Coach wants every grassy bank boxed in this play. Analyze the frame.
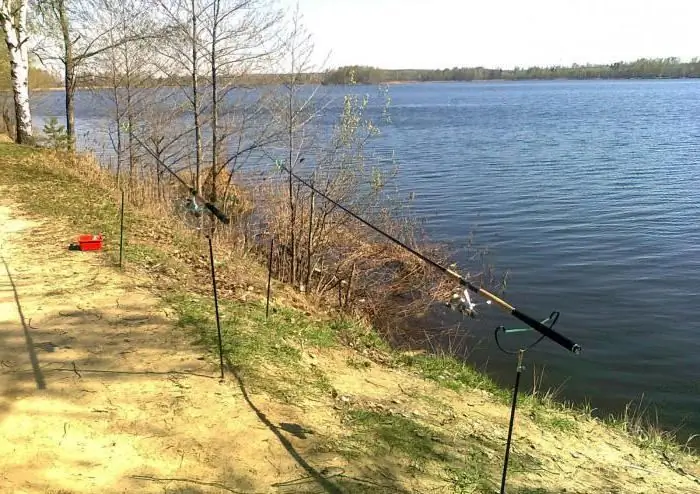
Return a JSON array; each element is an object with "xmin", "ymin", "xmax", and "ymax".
[{"xmin": 0, "ymin": 141, "xmax": 698, "ymax": 493}]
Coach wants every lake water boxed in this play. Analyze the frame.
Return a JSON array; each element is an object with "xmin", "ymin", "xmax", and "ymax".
[{"xmin": 31, "ymin": 80, "xmax": 700, "ymax": 444}]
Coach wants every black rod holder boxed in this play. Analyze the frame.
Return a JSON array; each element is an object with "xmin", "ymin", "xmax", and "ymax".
[
  {"xmin": 119, "ymin": 189, "xmax": 125, "ymax": 268},
  {"xmin": 500, "ymin": 349, "xmax": 524, "ymax": 494},
  {"xmin": 266, "ymin": 236, "xmax": 274, "ymax": 320},
  {"xmin": 208, "ymin": 235, "xmax": 225, "ymax": 380},
  {"xmin": 495, "ymin": 313, "xmax": 558, "ymax": 493}
]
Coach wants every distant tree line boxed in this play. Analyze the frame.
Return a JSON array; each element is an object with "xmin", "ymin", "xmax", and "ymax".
[
  {"xmin": 74, "ymin": 56, "xmax": 700, "ymax": 90},
  {"xmin": 321, "ymin": 58, "xmax": 700, "ymax": 84},
  {"xmin": 77, "ymin": 72, "xmax": 323, "ymax": 89}
]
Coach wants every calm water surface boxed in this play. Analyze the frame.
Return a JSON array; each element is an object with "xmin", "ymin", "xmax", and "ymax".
[{"xmin": 32, "ymin": 80, "xmax": 700, "ymax": 443}]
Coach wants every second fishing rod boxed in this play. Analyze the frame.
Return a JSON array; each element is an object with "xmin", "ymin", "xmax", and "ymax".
[{"xmin": 280, "ymin": 163, "xmax": 582, "ymax": 355}]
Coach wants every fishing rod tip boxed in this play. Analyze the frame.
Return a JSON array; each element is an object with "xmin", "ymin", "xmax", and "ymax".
[{"xmin": 572, "ymin": 344, "xmax": 582, "ymax": 355}]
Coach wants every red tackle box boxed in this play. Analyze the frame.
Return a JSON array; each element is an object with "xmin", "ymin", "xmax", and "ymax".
[{"xmin": 69, "ymin": 234, "xmax": 104, "ymax": 251}]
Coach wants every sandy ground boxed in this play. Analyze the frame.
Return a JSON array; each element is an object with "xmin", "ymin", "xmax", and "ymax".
[
  {"xmin": 0, "ymin": 197, "xmax": 699, "ymax": 494},
  {"xmin": 0, "ymin": 201, "xmax": 341, "ymax": 494}
]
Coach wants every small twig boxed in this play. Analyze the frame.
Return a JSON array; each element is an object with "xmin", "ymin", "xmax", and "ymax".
[
  {"xmin": 364, "ymin": 378, "xmax": 387, "ymax": 388},
  {"xmin": 59, "ymin": 422, "xmax": 69, "ymax": 446},
  {"xmin": 129, "ymin": 475, "xmax": 257, "ymax": 494},
  {"xmin": 72, "ymin": 361, "xmax": 82, "ymax": 379},
  {"xmin": 622, "ymin": 463, "xmax": 657, "ymax": 475}
]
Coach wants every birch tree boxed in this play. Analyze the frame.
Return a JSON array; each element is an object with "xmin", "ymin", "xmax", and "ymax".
[{"xmin": 1, "ymin": 0, "xmax": 33, "ymax": 143}]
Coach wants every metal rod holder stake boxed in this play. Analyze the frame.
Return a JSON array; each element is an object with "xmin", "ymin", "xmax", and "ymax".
[
  {"xmin": 208, "ymin": 235, "xmax": 225, "ymax": 381},
  {"xmin": 266, "ymin": 237, "xmax": 274, "ymax": 320},
  {"xmin": 500, "ymin": 349, "xmax": 525, "ymax": 494},
  {"xmin": 119, "ymin": 189, "xmax": 125, "ymax": 268},
  {"xmin": 495, "ymin": 312, "xmax": 560, "ymax": 493}
]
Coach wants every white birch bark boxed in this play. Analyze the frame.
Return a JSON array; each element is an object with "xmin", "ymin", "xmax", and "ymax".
[{"xmin": 1, "ymin": 0, "xmax": 33, "ymax": 143}]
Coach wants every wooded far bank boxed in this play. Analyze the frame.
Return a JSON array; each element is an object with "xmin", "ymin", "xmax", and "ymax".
[
  {"xmin": 25, "ymin": 56, "xmax": 700, "ymax": 91},
  {"xmin": 320, "ymin": 58, "xmax": 700, "ymax": 84}
]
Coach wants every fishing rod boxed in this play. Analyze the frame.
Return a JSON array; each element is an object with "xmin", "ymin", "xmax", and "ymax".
[
  {"xmin": 130, "ymin": 133, "xmax": 230, "ymax": 225},
  {"xmin": 281, "ymin": 164, "xmax": 581, "ymax": 355}
]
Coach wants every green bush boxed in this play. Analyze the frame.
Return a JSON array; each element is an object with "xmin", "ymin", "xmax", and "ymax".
[{"xmin": 41, "ymin": 117, "xmax": 72, "ymax": 150}]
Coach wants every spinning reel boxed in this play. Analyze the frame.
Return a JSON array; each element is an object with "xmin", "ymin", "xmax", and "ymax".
[
  {"xmin": 446, "ymin": 286, "xmax": 492, "ymax": 318},
  {"xmin": 174, "ymin": 193, "xmax": 205, "ymax": 230},
  {"xmin": 183, "ymin": 194, "xmax": 204, "ymax": 217}
]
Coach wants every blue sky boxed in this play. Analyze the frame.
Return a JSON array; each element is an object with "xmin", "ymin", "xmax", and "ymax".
[{"xmin": 281, "ymin": 0, "xmax": 699, "ymax": 70}]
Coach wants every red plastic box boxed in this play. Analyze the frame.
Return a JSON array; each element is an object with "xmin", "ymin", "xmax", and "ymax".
[{"xmin": 77, "ymin": 234, "xmax": 104, "ymax": 251}]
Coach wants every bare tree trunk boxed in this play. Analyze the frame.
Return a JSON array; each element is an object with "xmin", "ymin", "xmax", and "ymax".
[
  {"xmin": 125, "ymin": 59, "xmax": 135, "ymax": 185},
  {"xmin": 191, "ymin": 0, "xmax": 202, "ymax": 195},
  {"xmin": 305, "ymin": 179, "xmax": 314, "ymax": 289},
  {"xmin": 209, "ymin": 0, "xmax": 219, "ymax": 205},
  {"xmin": 109, "ymin": 66, "xmax": 123, "ymax": 186},
  {"xmin": 58, "ymin": 0, "xmax": 75, "ymax": 149},
  {"xmin": 287, "ymin": 87, "xmax": 296, "ymax": 285},
  {"xmin": 1, "ymin": 0, "xmax": 33, "ymax": 144}
]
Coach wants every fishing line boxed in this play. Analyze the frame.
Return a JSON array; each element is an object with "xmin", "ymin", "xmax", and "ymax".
[{"xmin": 280, "ymin": 163, "xmax": 582, "ymax": 354}]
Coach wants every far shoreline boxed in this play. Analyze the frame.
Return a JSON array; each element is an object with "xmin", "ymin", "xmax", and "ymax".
[{"xmin": 24, "ymin": 76, "xmax": 700, "ymax": 93}]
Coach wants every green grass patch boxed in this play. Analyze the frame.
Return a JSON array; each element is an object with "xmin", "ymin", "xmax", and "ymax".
[
  {"xmin": 604, "ymin": 404, "xmax": 690, "ymax": 457},
  {"xmin": 341, "ymin": 407, "xmax": 508, "ymax": 492},
  {"xmin": 346, "ymin": 355, "xmax": 373, "ymax": 370},
  {"xmin": 0, "ymin": 144, "xmax": 123, "ymax": 255},
  {"xmin": 343, "ymin": 408, "xmax": 451, "ymax": 465},
  {"xmin": 124, "ymin": 243, "xmax": 171, "ymax": 265},
  {"xmin": 444, "ymin": 446, "xmax": 496, "ymax": 494},
  {"xmin": 166, "ymin": 292, "xmax": 346, "ymax": 402},
  {"xmin": 397, "ymin": 353, "xmax": 508, "ymax": 399},
  {"xmin": 526, "ymin": 407, "xmax": 578, "ymax": 434},
  {"xmin": 0, "ymin": 142, "xmax": 38, "ymax": 159},
  {"xmin": 332, "ymin": 317, "xmax": 390, "ymax": 353}
]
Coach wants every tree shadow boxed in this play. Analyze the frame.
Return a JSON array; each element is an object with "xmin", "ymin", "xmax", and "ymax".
[
  {"xmin": 1, "ymin": 254, "xmax": 46, "ymax": 389},
  {"xmin": 228, "ymin": 362, "xmax": 345, "ymax": 494},
  {"xmin": 279, "ymin": 422, "xmax": 315, "ymax": 439},
  {"xmin": 226, "ymin": 361, "xmax": 419, "ymax": 494}
]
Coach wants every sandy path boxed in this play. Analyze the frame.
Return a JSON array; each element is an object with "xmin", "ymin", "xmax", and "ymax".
[{"xmin": 0, "ymin": 202, "xmax": 321, "ymax": 494}]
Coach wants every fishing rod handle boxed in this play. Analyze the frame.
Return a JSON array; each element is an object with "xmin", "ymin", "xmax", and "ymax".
[
  {"xmin": 511, "ymin": 309, "xmax": 581, "ymax": 354},
  {"xmin": 205, "ymin": 202, "xmax": 231, "ymax": 225}
]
